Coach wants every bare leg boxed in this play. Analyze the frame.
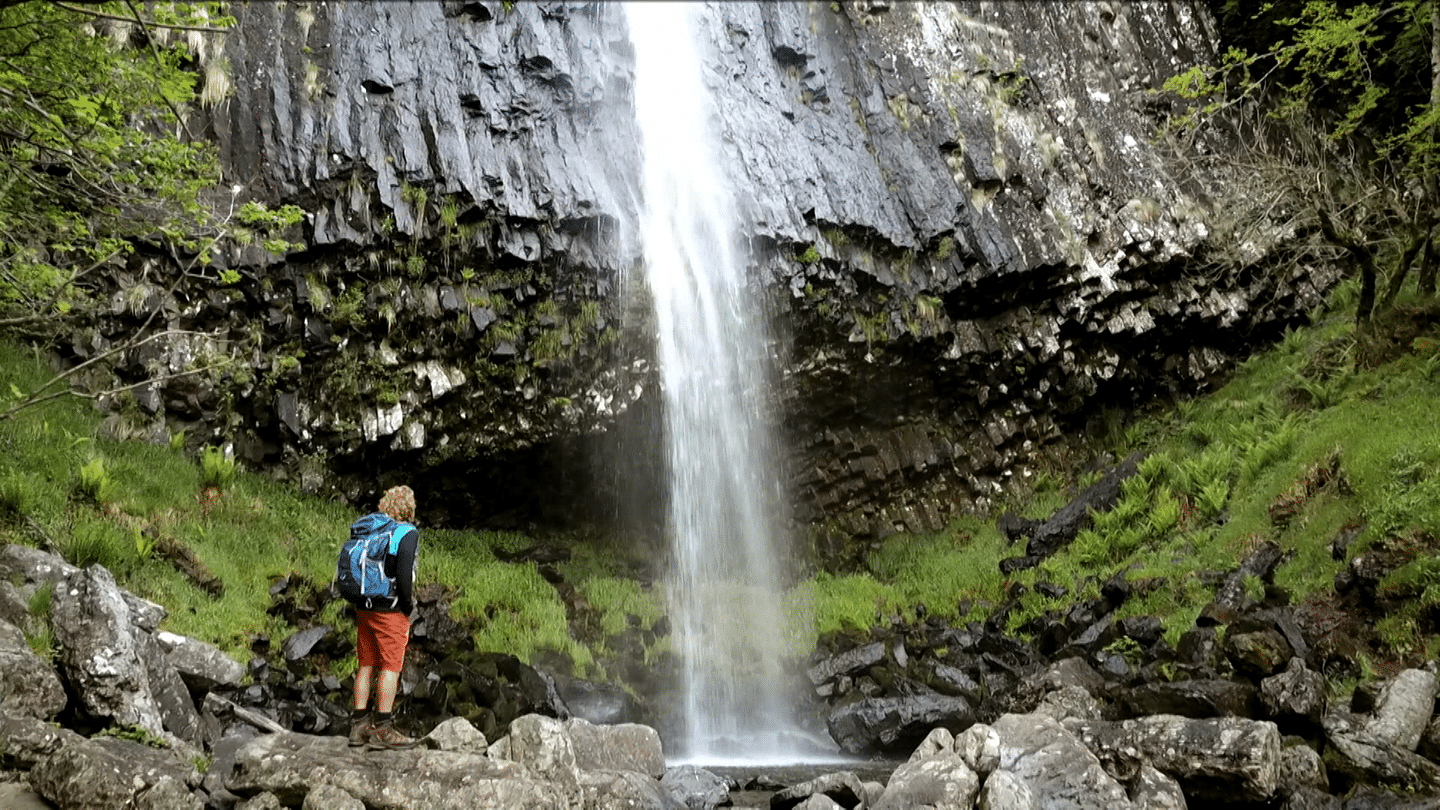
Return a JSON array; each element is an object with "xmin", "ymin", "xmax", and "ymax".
[
  {"xmin": 352, "ymin": 665, "xmax": 374, "ymax": 711},
  {"xmin": 376, "ymin": 669, "xmax": 401, "ymax": 713}
]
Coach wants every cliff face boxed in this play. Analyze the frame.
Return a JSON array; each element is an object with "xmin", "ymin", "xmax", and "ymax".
[{"xmin": 84, "ymin": 1, "xmax": 1334, "ymax": 546}]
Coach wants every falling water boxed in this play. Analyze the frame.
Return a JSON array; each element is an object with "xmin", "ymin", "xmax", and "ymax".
[{"xmin": 625, "ymin": 2, "xmax": 816, "ymax": 762}]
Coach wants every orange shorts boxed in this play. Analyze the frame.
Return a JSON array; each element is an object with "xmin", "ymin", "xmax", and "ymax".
[{"xmin": 355, "ymin": 610, "xmax": 410, "ymax": 672}]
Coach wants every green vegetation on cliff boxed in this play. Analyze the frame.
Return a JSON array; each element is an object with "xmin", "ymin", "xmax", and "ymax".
[
  {"xmin": 806, "ymin": 278, "xmax": 1440, "ymax": 676},
  {"xmin": 4, "ymin": 274, "xmax": 1440, "ymax": 690}
]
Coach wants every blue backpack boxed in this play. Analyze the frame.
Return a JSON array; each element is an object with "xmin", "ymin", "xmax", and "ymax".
[{"xmin": 336, "ymin": 513, "xmax": 413, "ymax": 609}]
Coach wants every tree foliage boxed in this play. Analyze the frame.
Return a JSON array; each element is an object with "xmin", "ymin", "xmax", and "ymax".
[
  {"xmin": 0, "ymin": 1, "xmax": 232, "ymax": 335},
  {"xmin": 1168, "ymin": 0, "xmax": 1438, "ymax": 335}
]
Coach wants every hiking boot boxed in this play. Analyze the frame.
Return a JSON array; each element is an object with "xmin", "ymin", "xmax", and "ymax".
[
  {"xmin": 365, "ymin": 721, "xmax": 417, "ymax": 750},
  {"xmin": 347, "ymin": 714, "xmax": 372, "ymax": 748}
]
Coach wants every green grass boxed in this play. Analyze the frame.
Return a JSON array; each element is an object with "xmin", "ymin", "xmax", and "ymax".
[
  {"xmin": 6, "ymin": 272, "xmax": 1440, "ymax": 687},
  {"xmin": 805, "ymin": 279, "xmax": 1440, "ymax": 662},
  {"xmin": 0, "ymin": 340, "xmax": 586, "ymax": 670}
]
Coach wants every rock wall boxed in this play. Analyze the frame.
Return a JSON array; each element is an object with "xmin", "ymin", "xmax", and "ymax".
[{"xmin": 80, "ymin": 1, "xmax": 1336, "ymax": 548}]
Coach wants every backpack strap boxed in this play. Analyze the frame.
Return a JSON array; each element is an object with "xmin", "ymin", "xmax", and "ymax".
[{"xmin": 387, "ymin": 523, "xmax": 415, "ymax": 555}]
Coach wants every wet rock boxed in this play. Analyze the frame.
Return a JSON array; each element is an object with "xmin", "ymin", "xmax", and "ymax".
[
  {"xmin": 807, "ymin": 642, "xmax": 887, "ymax": 686},
  {"xmin": 826, "ymin": 691, "xmax": 975, "ymax": 755},
  {"xmin": 661, "ymin": 764, "xmax": 731, "ymax": 810},
  {"xmin": 770, "ymin": 771, "xmax": 866, "ymax": 810},
  {"xmin": 1120, "ymin": 678, "xmax": 1261, "ymax": 719}
]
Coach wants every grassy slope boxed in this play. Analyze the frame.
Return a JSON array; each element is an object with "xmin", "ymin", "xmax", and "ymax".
[
  {"xmin": 3, "ymin": 278, "xmax": 1438, "ymax": 687},
  {"xmin": 806, "ymin": 281, "xmax": 1440, "ymax": 673}
]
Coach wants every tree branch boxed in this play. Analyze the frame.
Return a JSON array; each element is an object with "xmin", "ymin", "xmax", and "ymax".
[{"xmin": 46, "ymin": 1, "xmax": 231, "ymax": 33}]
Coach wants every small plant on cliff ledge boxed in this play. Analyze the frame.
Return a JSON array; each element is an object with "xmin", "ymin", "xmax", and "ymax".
[
  {"xmin": 795, "ymin": 245, "xmax": 821, "ymax": 265},
  {"xmin": 74, "ymin": 457, "xmax": 117, "ymax": 505},
  {"xmin": 199, "ymin": 445, "xmax": 236, "ymax": 491}
]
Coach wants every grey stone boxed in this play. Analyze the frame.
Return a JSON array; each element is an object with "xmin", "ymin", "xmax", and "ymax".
[
  {"xmin": 50, "ymin": 565, "xmax": 167, "ymax": 737},
  {"xmin": 423, "ymin": 716, "xmax": 488, "ymax": 754},
  {"xmin": 28, "ymin": 737, "xmax": 199, "ymax": 810},
  {"xmin": 1069, "ymin": 714, "xmax": 1281, "ymax": 803},
  {"xmin": 873, "ymin": 753, "xmax": 980, "ymax": 810},
  {"xmin": 1367, "ymin": 669, "xmax": 1438, "ymax": 752},
  {"xmin": 660, "ymin": 764, "xmax": 731, "ymax": 810},
  {"xmin": 0, "ymin": 619, "xmax": 66, "ymax": 720},
  {"xmin": 990, "ymin": 713, "xmax": 1134, "ymax": 810},
  {"xmin": 565, "ymin": 716, "xmax": 665, "ymax": 778},
  {"xmin": 227, "ymin": 731, "xmax": 568, "ymax": 809}
]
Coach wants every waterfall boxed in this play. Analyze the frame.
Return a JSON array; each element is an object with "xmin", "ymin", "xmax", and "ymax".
[{"xmin": 624, "ymin": 1, "xmax": 816, "ymax": 762}]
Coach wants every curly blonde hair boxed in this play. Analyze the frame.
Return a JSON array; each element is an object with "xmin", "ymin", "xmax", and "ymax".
[{"xmin": 377, "ymin": 485, "xmax": 416, "ymax": 523}]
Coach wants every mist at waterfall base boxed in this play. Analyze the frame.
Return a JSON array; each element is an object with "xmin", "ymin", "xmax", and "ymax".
[{"xmin": 623, "ymin": 2, "xmax": 843, "ymax": 765}]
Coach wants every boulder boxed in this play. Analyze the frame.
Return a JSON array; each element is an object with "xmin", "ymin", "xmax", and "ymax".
[
  {"xmin": 826, "ymin": 691, "xmax": 975, "ymax": 755},
  {"xmin": 499, "ymin": 713, "xmax": 579, "ymax": 789},
  {"xmin": 1129, "ymin": 764, "xmax": 1186, "ymax": 810},
  {"xmin": 0, "ymin": 544, "xmax": 165, "ymax": 630},
  {"xmin": 423, "ymin": 717, "xmax": 488, "ymax": 754},
  {"xmin": 0, "ymin": 618, "xmax": 66, "ymax": 720},
  {"xmin": 28, "ymin": 736, "xmax": 200, "ymax": 810},
  {"xmin": 1280, "ymin": 785, "xmax": 1342, "ymax": 809},
  {"xmin": 988, "ymin": 713, "xmax": 1134, "ymax": 810},
  {"xmin": 1069, "ymin": 714, "xmax": 1281, "ymax": 802},
  {"xmin": 956, "ymin": 723, "xmax": 1001, "ymax": 775},
  {"xmin": 1277, "ymin": 740, "xmax": 1329, "ymax": 795},
  {"xmin": 300, "ymin": 783, "xmax": 365, "ymax": 810},
  {"xmin": 1119, "ymin": 678, "xmax": 1260, "ymax": 718},
  {"xmin": 873, "ymin": 749, "xmax": 980, "ymax": 810},
  {"xmin": 1366, "ymin": 669, "xmax": 1438, "ymax": 752},
  {"xmin": 565, "ymin": 716, "xmax": 665, "ymax": 778},
  {"xmin": 577, "ymin": 769, "xmax": 686, "ymax": 809},
  {"xmin": 155, "ymin": 630, "xmax": 244, "ymax": 692},
  {"xmin": 770, "ymin": 771, "xmax": 867, "ymax": 810},
  {"xmin": 227, "ymin": 731, "xmax": 567, "ymax": 809},
  {"xmin": 660, "ymin": 764, "xmax": 731, "ymax": 810},
  {"xmin": 136, "ymin": 629, "xmax": 205, "ymax": 747},
  {"xmin": 1035, "ymin": 685, "xmax": 1103, "ymax": 723},
  {"xmin": 1322, "ymin": 710, "xmax": 1440, "ymax": 793},
  {"xmin": 0, "ymin": 709, "xmax": 86, "ymax": 769},
  {"xmin": 1261, "ymin": 657, "xmax": 1327, "ymax": 729},
  {"xmin": 50, "ymin": 565, "xmax": 168, "ymax": 736},
  {"xmin": 807, "ymin": 642, "xmax": 887, "ymax": 687}
]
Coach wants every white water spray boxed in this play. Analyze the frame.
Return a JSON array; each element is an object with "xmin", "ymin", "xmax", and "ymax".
[{"xmin": 625, "ymin": 2, "xmax": 818, "ymax": 762}]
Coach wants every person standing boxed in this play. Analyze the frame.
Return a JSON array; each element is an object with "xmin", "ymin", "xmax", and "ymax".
[{"xmin": 344, "ymin": 484, "xmax": 420, "ymax": 749}]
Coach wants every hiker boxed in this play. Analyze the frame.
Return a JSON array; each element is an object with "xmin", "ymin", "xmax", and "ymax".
[{"xmin": 340, "ymin": 484, "xmax": 420, "ymax": 749}]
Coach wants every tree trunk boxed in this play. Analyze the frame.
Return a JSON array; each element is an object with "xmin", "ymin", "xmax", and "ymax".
[
  {"xmin": 1317, "ymin": 207, "xmax": 1380, "ymax": 324},
  {"xmin": 1381, "ymin": 227, "xmax": 1429, "ymax": 307}
]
